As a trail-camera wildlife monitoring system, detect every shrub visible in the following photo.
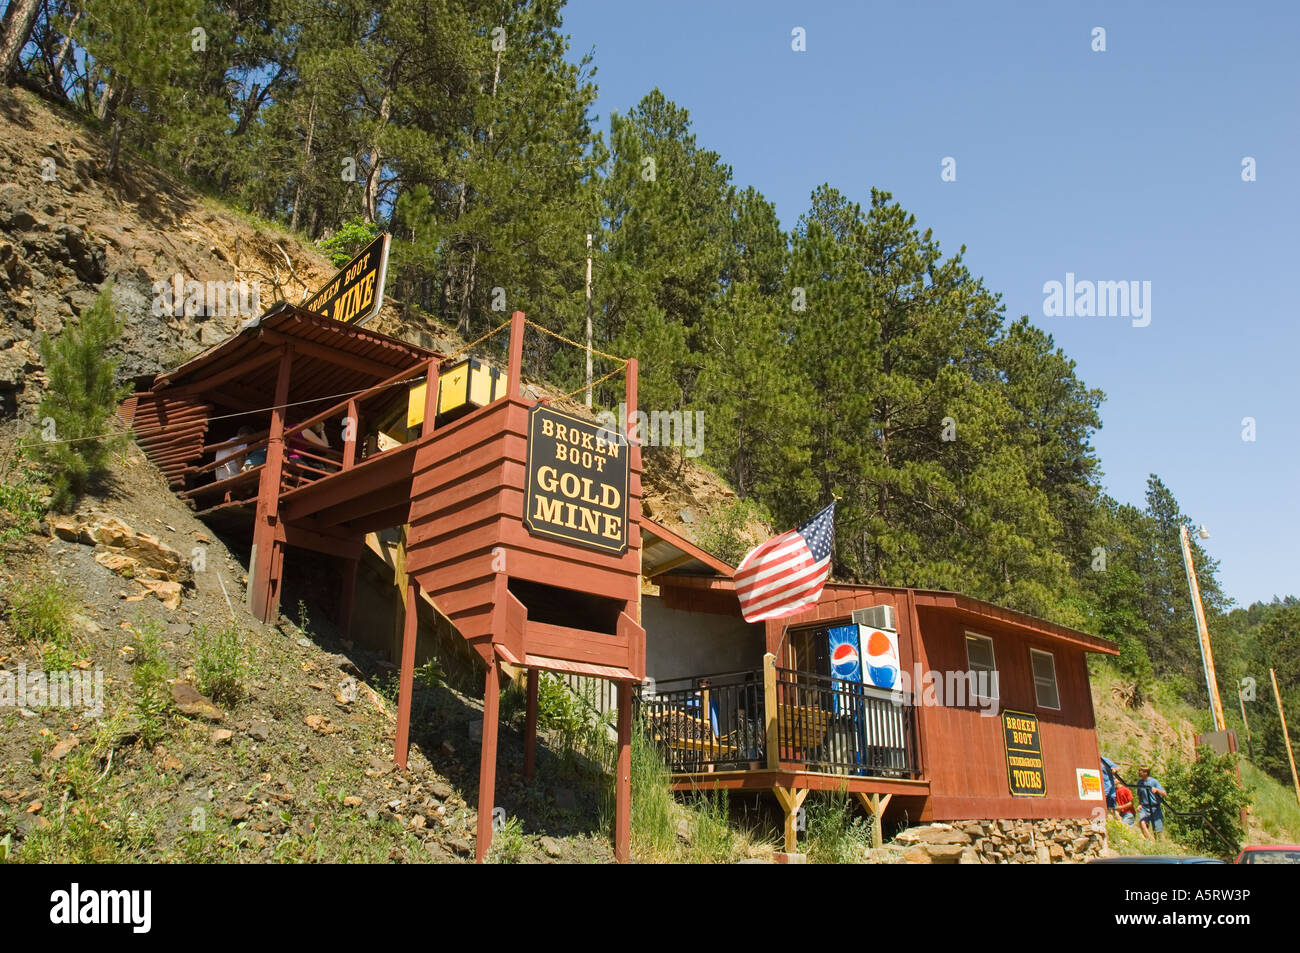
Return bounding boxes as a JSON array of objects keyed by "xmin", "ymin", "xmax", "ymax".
[
  {"xmin": 130, "ymin": 624, "xmax": 173, "ymax": 748},
  {"xmin": 695, "ymin": 497, "xmax": 771, "ymax": 566},
  {"xmin": 31, "ymin": 287, "xmax": 131, "ymax": 511},
  {"xmin": 804, "ymin": 789, "xmax": 874, "ymax": 863},
  {"xmin": 195, "ymin": 622, "xmax": 251, "ymax": 706},
  {"xmin": 1163, "ymin": 746, "xmax": 1250, "ymax": 859},
  {"xmin": 0, "ymin": 456, "xmax": 46, "ymax": 549},
  {"xmin": 1116, "ymin": 635, "xmax": 1154, "ymax": 708},
  {"xmin": 486, "ymin": 816, "xmax": 526, "ymax": 864},
  {"xmin": 317, "ymin": 219, "xmax": 379, "ymax": 266},
  {"xmin": 4, "ymin": 577, "xmax": 80, "ymax": 670}
]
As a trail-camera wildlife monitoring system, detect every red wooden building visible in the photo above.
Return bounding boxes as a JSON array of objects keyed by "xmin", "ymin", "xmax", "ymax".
[
  {"xmin": 123, "ymin": 304, "xmax": 643, "ymax": 862},
  {"xmin": 638, "ymin": 525, "xmax": 1119, "ymax": 852}
]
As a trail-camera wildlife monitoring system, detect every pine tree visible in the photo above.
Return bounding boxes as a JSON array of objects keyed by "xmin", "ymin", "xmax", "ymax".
[{"xmin": 33, "ymin": 287, "xmax": 132, "ymax": 511}]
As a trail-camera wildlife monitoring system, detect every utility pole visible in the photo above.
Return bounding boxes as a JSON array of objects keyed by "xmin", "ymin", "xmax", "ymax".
[
  {"xmin": 1270, "ymin": 668, "xmax": 1300, "ymax": 807},
  {"xmin": 1180, "ymin": 523, "xmax": 1225, "ymax": 732},
  {"xmin": 585, "ymin": 233, "xmax": 593, "ymax": 408}
]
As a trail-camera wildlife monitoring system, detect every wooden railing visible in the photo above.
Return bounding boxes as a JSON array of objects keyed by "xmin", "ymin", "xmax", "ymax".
[
  {"xmin": 641, "ymin": 655, "xmax": 921, "ymax": 778},
  {"xmin": 181, "ymin": 355, "xmax": 443, "ymax": 509}
]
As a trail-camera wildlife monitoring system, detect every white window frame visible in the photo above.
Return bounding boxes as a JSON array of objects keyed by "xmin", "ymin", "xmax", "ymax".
[
  {"xmin": 964, "ymin": 631, "xmax": 999, "ymax": 704},
  {"xmin": 1029, "ymin": 647, "xmax": 1061, "ymax": 711}
]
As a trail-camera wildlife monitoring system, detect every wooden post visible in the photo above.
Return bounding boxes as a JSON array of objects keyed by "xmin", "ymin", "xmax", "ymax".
[
  {"xmin": 391, "ymin": 524, "xmax": 408, "ymax": 664},
  {"xmin": 624, "ymin": 357, "xmax": 638, "ymax": 446},
  {"xmin": 421, "ymin": 357, "xmax": 440, "ymax": 435},
  {"xmin": 393, "ymin": 579, "xmax": 419, "ymax": 770},
  {"xmin": 615, "ymin": 680, "xmax": 632, "ymax": 864},
  {"xmin": 854, "ymin": 792, "xmax": 893, "ymax": 848},
  {"xmin": 523, "ymin": 668, "xmax": 539, "ymax": 781},
  {"xmin": 342, "ymin": 398, "xmax": 358, "ymax": 469},
  {"xmin": 773, "ymin": 786, "xmax": 809, "ymax": 854},
  {"xmin": 1270, "ymin": 668, "xmax": 1300, "ymax": 806},
  {"xmin": 476, "ymin": 660, "xmax": 502, "ymax": 863},
  {"xmin": 763, "ymin": 652, "xmax": 779, "ymax": 770},
  {"xmin": 249, "ymin": 346, "xmax": 293, "ymax": 622},
  {"xmin": 338, "ymin": 556, "xmax": 358, "ymax": 641},
  {"xmin": 507, "ymin": 310, "xmax": 525, "ymax": 400}
]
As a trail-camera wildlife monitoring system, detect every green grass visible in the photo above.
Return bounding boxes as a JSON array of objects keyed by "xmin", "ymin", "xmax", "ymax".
[
  {"xmin": 195, "ymin": 621, "xmax": 252, "ymax": 706},
  {"xmin": 486, "ymin": 816, "xmax": 527, "ymax": 864},
  {"xmin": 0, "ymin": 461, "xmax": 46, "ymax": 549},
  {"xmin": 3, "ymin": 576, "xmax": 83, "ymax": 671},
  {"xmin": 804, "ymin": 789, "xmax": 875, "ymax": 863},
  {"xmin": 1240, "ymin": 760, "xmax": 1300, "ymax": 844},
  {"xmin": 1107, "ymin": 815, "xmax": 1193, "ymax": 857},
  {"xmin": 130, "ymin": 623, "xmax": 173, "ymax": 748}
]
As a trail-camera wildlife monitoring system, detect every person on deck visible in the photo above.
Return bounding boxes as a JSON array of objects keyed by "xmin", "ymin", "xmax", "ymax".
[
  {"xmin": 1135, "ymin": 766, "xmax": 1167, "ymax": 839},
  {"xmin": 215, "ymin": 426, "xmax": 252, "ymax": 481}
]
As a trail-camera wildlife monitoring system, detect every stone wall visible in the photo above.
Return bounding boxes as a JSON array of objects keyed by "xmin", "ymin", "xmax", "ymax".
[{"xmin": 893, "ymin": 817, "xmax": 1106, "ymax": 864}]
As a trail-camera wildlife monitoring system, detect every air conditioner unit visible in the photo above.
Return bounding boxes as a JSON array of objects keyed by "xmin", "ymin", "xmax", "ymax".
[{"xmin": 852, "ymin": 604, "xmax": 897, "ymax": 632}]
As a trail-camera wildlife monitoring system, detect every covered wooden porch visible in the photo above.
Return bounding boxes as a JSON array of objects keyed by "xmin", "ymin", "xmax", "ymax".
[{"xmin": 642, "ymin": 653, "xmax": 929, "ymax": 852}]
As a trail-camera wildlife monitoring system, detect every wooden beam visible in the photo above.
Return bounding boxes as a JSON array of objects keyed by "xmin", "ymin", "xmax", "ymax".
[
  {"xmin": 523, "ymin": 668, "xmax": 539, "ymax": 781},
  {"xmin": 507, "ymin": 310, "xmax": 525, "ymax": 400},
  {"xmin": 763, "ymin": 653, "xmax": 779, "ymax": 770},
  {"xmin": 615, "ymin": 681, "xmax": 632, "ymax": 864},
  {"xmin": 248, "ymin": 346, "xmax": 293, "ymax": 621},
  {"xmin": 476, "ymin": 660, "xmax": 501, "ymax": 864},
  {"xmin": 342, "ymin": 399, "xmax": 358, "ymax": 469},
  {"xmin": 773, "ymin": 785, "xmax": 809, "ymax": 853},
  {"xmin": 259, "ymin": 328, "xmax": 402, "ymax": 380},
  {"xmin": 394, "ymin": 579, "xmax": 419, "ymax": 770},
  {"xmin": 167, "ymin": 347, "xmax": 283, "ymax": 397},
  {"xmin": 338, "ymin": 556, "xmax": 358, "ymax": 641},
  {"xmin": 854, "ymin": 792, "xmax": 893, "ymax": 848}
]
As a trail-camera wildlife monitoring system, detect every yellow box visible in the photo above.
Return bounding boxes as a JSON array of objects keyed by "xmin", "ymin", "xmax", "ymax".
[{"xmin": 407, "ymin": 357, "xmax": 506, "ymax": 428}]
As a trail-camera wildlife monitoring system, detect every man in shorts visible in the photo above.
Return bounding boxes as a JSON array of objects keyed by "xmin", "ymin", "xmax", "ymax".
[{"xmin": 1135, "ymin": 766, "xmax": 1167, "ymax": 839}]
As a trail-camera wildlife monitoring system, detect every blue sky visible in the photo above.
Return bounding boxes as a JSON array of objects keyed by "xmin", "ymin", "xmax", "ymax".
[{"xmin": 562, "ymin": 0, "xmax": 1300, "ymax": 607}]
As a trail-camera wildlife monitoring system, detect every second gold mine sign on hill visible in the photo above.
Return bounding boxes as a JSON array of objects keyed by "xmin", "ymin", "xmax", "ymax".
[{"xmin": 524, "ymin": 405, "xmax": 630, "ymax": 555}]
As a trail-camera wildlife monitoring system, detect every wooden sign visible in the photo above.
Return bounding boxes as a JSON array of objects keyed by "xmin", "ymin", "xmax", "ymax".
[
  {"xmin": 303, "ymin": 233, "xmax": 390, "ymax": 327},
  {"xmin": 1002, "ymin": 709, "xmax": 1046, "ymax": 797},
  {"xmin": 524, "ymin": 405, "xmax": 629, "ymax": 555}
]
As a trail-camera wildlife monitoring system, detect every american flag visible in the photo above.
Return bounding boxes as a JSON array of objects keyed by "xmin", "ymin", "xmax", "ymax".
[{"xmin": 734, "ymin": 503, "xmax": 835, "ymax": 623}]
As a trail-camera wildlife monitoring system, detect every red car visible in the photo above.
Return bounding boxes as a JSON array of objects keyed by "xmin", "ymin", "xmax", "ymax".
[{"xmin": 1234, "ymin": 845, "xmax": 1300, "ymax": 864}]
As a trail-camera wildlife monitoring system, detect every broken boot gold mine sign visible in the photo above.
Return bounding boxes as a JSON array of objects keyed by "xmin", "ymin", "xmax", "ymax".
[{"xmin": 524, "ymin": 405, "xmax": 629, "ymax": 555}]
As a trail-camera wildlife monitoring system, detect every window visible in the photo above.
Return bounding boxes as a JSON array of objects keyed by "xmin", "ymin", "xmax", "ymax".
[
  {"xmin": 1030, "ymin": 648, "xmax": 1061, "ymax": 710},
  {"xmin": 964, "ymin": 632, "xmax": 999, "ymax": 702}
]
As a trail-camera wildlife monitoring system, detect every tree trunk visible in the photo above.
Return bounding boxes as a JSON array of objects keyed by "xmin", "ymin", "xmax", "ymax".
[
  {"xmin": 0, "ymin": 0, "xmax": 40, "ymax": 82},
  {"xmin": 363, "ymin": 86, "xmax": 392, "ymax": 223},
  {"xmin": 48, "ymin": 9, "xmax": 80, "ymax": 98},
  {"xmin": 289, "ymin": 90, "xmax": 316, "ymax": 234},
  {"xmin": 106, "ymin": 79, "xmax": 129, "ymax": 178}
]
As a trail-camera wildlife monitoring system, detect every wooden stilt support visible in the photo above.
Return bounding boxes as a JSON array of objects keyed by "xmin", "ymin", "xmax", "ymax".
[
  {"xmin": 615, "ymin": 680, "xmax": 632, "ymax": 863},
  {"xmin": 393, "ymin": 579, "xmax": 419, "ymax": 770},
  {"xmin": 248, "ymin": 346, "xmax": 293, "ymax": 622},
  {"xmin": 854, "ymin": 792, "xmax": 893, "ymax": 848},
  {"xmin": 773, "ymin": 785, "xmax": 809, "ymax": 854},
  {"xmin": 338, "ymin": 556, "xmax": 358, "ymax": 640},
  {"xmin": 476, "ymin": 659, "xmax": 502, "ymax": 863},
  {"xmin": 507, "ymin": 311, "xmax": 525, "ymax": 399},
  {"xmin": 523, "ymin": 668, "xmax": 539, "ymax": 781}
]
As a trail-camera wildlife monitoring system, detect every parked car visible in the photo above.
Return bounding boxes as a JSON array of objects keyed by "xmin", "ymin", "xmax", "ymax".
[
  {"xmin": 1088, "ymin": 855, "xmax": 1226, "ymax": 864},
  {"xmin": 1234, "ymin": 845, "xmax": 1300, "ymax": 864}
]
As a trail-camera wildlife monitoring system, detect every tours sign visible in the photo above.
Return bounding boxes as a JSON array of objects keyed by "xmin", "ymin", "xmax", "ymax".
[
  {"xmin": 303, "ymin": 233, "xmax": 390, "ymax": 327},
  {"xmin": 524, "ymin": 405, "xmax": 629, "ymax": 555},
  {"xmin": 1002, "ymin": 709, "xmax": 1047, "ymax": 797}
]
